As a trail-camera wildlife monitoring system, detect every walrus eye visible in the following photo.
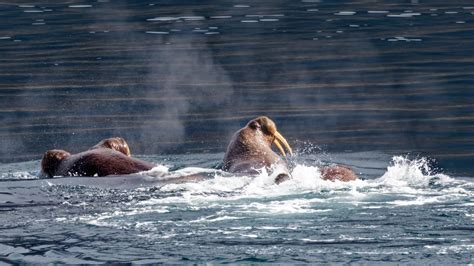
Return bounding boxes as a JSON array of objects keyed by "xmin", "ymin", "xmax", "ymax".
[{"xmin": 249, "ymin": 121, "xmax": 261, "ymax": 130}]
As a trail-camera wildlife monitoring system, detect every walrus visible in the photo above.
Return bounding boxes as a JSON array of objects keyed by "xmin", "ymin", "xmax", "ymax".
[
  {"xmin": 223, "ymin": 116, "xmax": 293, "ymax": 176},
  {"xmin": 40, "ymin": 148, "xmax": 215, "ymax": 185},
  {"xmin": 40, "ymin": 137, "xmax": 209, "ymax": 183},
  {"xmin": 222, "ymin": 116, "xmax": 358, "ymax": 183},
  {"xmin": 90, "ymin": 137, "xmax": 131, "ymax": 156},
  {"xmin": 40, "ymin": 137, "xmax": 154, "ymax": 178}
]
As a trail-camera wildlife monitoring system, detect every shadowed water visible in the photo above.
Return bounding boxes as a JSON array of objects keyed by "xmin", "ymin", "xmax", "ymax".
[{"xmin": 0, "ymin": 0, "xmax": 473, "ymax": 264}]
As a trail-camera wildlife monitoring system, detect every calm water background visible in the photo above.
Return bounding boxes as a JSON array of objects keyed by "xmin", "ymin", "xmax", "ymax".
[{"xmin": 0, "ymin": 0, "xmax": 473, "ymax": 264}]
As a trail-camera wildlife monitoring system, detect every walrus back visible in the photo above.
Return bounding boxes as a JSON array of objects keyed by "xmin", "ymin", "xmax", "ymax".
[{"xmin": 59, "ymin": 149, "xmax": 154, "ymax": 177}]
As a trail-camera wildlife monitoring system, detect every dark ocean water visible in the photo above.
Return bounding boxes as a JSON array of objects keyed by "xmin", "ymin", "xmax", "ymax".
[{"xmin": 0, "ymin": 0, "xmax": 473, "ymax": 264}]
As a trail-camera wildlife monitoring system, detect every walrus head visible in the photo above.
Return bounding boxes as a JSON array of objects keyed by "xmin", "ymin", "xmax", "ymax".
[
  {"xmin": 247, "ymin": 116, "xmax": 293, "ymax": 157},
  {"xmin": 223, "ymin": 116, "xmax": 292, "ymax": 173},
  {"xmin": 91, "ymin": 137, "xmax": 131, "ymax": 157},
  {"xmin": 41, "ymin": 149, "xmax": 71, "ymax": 177}
]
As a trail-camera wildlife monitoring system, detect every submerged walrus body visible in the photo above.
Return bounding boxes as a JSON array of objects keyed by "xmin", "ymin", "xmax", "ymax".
[
  {"xmin": 222, "ymin": 116, "xmax": 358, "ymax": 183},
  {"xmin": 40, "ymin": 138, "xmax": 154, "ymax": 178}
]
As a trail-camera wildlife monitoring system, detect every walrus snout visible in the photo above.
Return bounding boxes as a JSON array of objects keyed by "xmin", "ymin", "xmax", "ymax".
[
  {"xmin": 41, "ymin": 149, "xmax": 71, "ymax": 177},
  {"xmin": 248, "ymin": 116, "xmax": 293, "ymax": 157}
]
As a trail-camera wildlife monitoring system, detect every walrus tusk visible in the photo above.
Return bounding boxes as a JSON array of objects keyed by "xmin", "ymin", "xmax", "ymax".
[
  {"xmin": 273, "ymin": 138, "xmax": 287, "ymax": 157},
  {"xmin": 274, "ymin": 131, "xmax": 293, "ymax": 156}
]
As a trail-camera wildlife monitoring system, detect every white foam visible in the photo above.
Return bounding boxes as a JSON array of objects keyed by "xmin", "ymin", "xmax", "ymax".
[
  {"xmin": 389, "ymin": 196, "xmax": 439, "ymax": 206},
  {"xmin": 379, "ymin": 156, "xmax": 434, "ymax": 187},
  {"xmin": 0, "ymin": 171, "xmax": 37, "ymax": 180}
]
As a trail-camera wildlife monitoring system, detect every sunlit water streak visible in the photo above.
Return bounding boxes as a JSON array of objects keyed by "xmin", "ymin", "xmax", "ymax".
[{"xmin": 0, "ymin": 152, "xmax": 472, "ymax": 263}]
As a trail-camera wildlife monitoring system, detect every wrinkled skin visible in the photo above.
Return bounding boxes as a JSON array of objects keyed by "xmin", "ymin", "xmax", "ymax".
[{"xmin": 222, "ymin": 116, "xmax": 358, "ymax": 183}]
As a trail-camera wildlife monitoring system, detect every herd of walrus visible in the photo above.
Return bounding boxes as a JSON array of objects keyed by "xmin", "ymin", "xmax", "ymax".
[{"xmin": 40, "ymin": 116, "xmax": 358, "ymax": 183}]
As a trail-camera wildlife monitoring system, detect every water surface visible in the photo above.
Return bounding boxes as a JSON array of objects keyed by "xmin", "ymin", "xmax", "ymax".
[
  {"xmin": 0, "ymin": 0, "xmax": 473, "ymax": 263},
  {"xmin": 1, "ymin": 152, "xmax": 473, "ymax": 263}
]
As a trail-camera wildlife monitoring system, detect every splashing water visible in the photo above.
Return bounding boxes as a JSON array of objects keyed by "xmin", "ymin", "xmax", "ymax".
[{"xmin": 0, "ymin": 152, "xmax": 472, "ymax": 263}]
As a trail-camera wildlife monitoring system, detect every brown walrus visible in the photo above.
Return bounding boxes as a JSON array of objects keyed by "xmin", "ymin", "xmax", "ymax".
[
  {"xmin": 90, "ymin": 137, "xmax": 131, "ymax": 156},
  {"xmin": 222, "ymin": 116, "xmax": 358, "ymax": 183},
  {"xmin": 40, "ymin": 138, "xmax": 154, "ymax": 178},
  {"xmin": 320, "ymin": 165, "xmax": 358, "ymax": 182},
  {"xmin": 223, "ymin": 116, "xmax": 293, "ymax": 176}
]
